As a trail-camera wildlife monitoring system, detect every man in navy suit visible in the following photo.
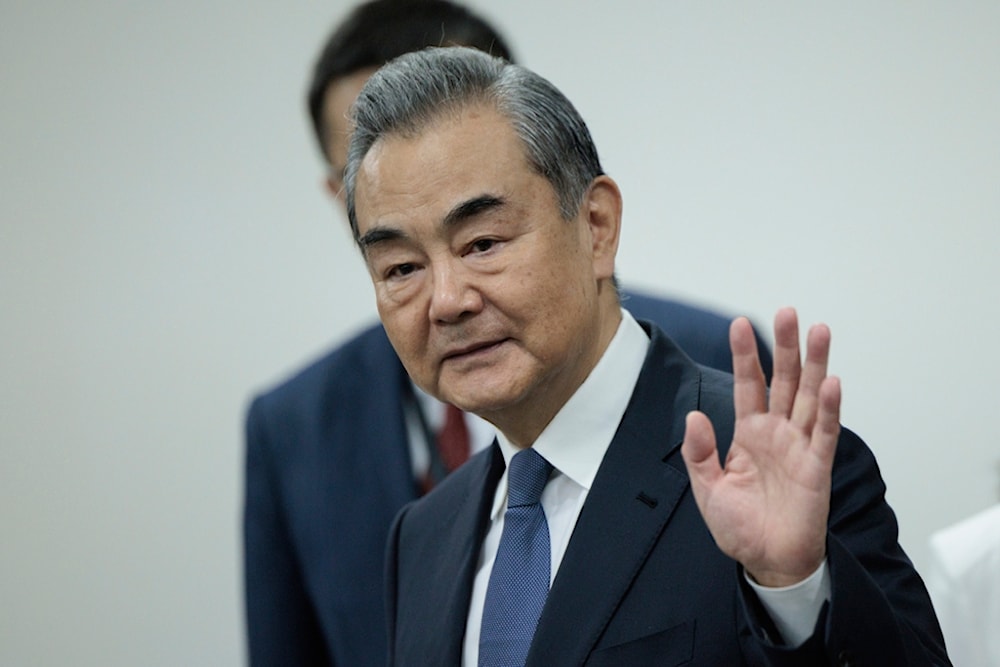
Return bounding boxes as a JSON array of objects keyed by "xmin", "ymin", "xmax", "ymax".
[
  {"xmin": 344, "ymin": 47, "xmax": 949, "ymax": 665},
  {"xmin": 243, "ymin": 2, "xmax": 771, "ymax": 665}
]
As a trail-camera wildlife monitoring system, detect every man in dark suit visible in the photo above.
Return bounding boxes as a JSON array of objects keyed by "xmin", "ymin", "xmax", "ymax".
[
  {"xmin": 243, "ymin": 2, "xmax": 771, "ymax": 665},
  {"xmin": 344, "ymin": 47, "xmax": 949, "ymax": 665}
]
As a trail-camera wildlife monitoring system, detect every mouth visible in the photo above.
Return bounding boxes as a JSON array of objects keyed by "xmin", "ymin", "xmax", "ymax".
[{"xmin": 442, "ymin": 338, "xmax": 509, "ymax": 363}]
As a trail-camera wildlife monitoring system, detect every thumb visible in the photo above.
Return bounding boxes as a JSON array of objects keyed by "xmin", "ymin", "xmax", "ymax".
[{"xmin": 681, "ymin": 410, "xmax": 722, "ymax": 502}]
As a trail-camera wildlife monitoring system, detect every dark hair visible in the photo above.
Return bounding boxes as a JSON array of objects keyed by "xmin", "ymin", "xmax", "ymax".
[
  {"xmin": 345, "ymin": 47, "xmax": 604, "ymax": 240},
  {"xmin": 307, "ymin": 0, "xmax": 514, "ymax": 162}
]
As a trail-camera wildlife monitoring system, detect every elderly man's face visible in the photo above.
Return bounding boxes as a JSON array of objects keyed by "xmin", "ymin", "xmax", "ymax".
[{"xmin": 353, "ymin": 105, "xmax": 620, "ymax": 442}]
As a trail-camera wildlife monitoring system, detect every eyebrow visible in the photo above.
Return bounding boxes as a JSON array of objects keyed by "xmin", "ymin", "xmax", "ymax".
[
  {"xmin": 442, "ymin": 194, "xmax": 506, "ymax": 228},
  {"xmin": 358, "ymin": 194, "xmax": 507, "ymax": 252},
  {"xmin": 357, "ymin": 225, "xmax": 406, "ymax": 253}
]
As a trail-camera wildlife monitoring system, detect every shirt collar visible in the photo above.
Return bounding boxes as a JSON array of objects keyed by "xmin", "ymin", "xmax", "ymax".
[{"xmin": 493, "ymin": 310, "xmax": 650, "ymax": 514}]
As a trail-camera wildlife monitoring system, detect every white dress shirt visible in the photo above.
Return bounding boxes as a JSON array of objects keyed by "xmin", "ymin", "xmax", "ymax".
[
  {"xmin": 926, "ymin": 503, "xmax": 1000, "ymax": 666},
  {"xmin": 461, "ymin": 311, "xmax": 828, "ymax": 665}
]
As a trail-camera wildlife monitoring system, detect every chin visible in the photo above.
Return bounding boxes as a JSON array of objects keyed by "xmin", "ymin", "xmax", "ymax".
[
  {"xmin": 439, "ymin": 360, "xmax": 537, "ymax": 414},
  {"xmin": 447, "ymin": 394, "xmax": 504, "ymax": 417},
  {"xmin": 445, "ymin": 381, "xmax": 524, "ymax": 417}
]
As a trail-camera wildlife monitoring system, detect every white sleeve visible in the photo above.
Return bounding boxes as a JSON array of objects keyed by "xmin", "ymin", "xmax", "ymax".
[{"xmin": 746, "ymin": 560, "xmax": 830, "ymax": 647}]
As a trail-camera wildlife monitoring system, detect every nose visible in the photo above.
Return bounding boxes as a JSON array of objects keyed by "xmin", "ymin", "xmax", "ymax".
[{"xmin": 428, "ymin": 258, "xmax": 482, "ymax": 324}]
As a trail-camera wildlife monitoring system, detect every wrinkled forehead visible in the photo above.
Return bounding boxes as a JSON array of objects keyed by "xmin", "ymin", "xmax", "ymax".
[
  {"xmin": 346, "ymin": 99, "xmax": 514, "ymax": 231},
  {"xmin": 352, "ymin": 104, "xmax": 540, "ymax": 242}
]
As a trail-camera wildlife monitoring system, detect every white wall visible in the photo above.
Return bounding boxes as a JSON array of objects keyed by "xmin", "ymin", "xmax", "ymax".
[{"xmin": 2, "ymin": 2, "xmax": 997, "ymax": 664}]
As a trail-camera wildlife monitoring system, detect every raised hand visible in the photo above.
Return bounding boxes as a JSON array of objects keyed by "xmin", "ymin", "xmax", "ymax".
[{"xmin": 681, "ymin": 307, "xmax": 842, "ymax": 587}]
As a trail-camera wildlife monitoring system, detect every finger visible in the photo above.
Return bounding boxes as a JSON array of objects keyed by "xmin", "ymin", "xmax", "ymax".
[
  {"xmin": 731, "ymin": 317, "xmax": 767, "ymax": 420},
  {"xmin": 790, "ymin": 323, "xmax": 832, "ymax": 431},
  {"xmin": 681, "ymin": 411, "xmax": 723, "ymax": 506},
  {"xmin": 810, "ymin": 375, "xmax": 841, "ymax": 466},
  {"xmin": 767, "ymin": 307, "xmax": 801, "ymax": 417}
]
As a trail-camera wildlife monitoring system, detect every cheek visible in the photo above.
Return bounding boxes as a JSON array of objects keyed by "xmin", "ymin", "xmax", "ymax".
[
  {"xmin": 377, "ymin": 296, "xmax": 423, "ymax": 357},
  {"xmin": 374, "ymin": 286, "xmax": 395, "ymax": 324},
  {"xmin": 374, "ymin": 272, "xmax": 426, "ymax": 319},
  {"xmin": 496, "ymin": 241, "xmax": 590, "ymax": 327}
]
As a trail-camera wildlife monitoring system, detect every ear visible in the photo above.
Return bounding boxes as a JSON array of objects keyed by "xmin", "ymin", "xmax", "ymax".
[
  {"xmin": 324, "ymin": 173, "xmax": 347, "ymax": 206},
  {"xmin": 583, "ymin": 175, "xmax": 623, "ymax": 281}
]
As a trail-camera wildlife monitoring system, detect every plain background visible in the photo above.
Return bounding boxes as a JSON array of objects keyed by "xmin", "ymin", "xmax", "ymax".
[{"xmin": 2, "ymin": 2, "xmax": 997, "ymax": 664}]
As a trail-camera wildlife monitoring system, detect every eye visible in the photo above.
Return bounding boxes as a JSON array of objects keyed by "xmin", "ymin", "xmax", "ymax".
[
  {"xmin": 469, "ymin": 238, "xmax": 497, "ymax": 254},
  {"xmin": 387, "ymin": 262, "xmax": 418, "ymax": 279}
]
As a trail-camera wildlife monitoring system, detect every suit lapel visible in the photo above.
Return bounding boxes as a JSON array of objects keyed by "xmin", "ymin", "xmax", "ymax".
[
  {"xmin": 397, "ymin": 444, "xmax": 505, "ymax": 664},
  {"xmin": 527, "ymin": 327, "xmax": 704, "ymax": 666},
  {"xmin": 444, "ymin": 446, "xmax": 505, "ymax": 662}
]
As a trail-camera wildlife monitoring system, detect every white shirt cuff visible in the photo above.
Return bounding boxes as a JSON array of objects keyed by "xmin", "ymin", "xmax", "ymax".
[{"xmin": 745, "ymin": 560, "xmax": 831, "ymax": 647}]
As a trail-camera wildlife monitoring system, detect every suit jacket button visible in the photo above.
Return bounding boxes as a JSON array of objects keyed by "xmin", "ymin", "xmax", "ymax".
[{"xmin": 837, "ymin": 649, "xmax": 853, "ymax": 666}]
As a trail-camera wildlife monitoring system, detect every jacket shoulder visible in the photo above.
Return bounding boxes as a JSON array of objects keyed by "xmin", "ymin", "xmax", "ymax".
[
  {"xmin": 623, "ymin": 287, "xmax": 773, "ymax": 380},
  {"xmin": 249, "ymin": 322, "xmax": 400, "ymax": 416}
]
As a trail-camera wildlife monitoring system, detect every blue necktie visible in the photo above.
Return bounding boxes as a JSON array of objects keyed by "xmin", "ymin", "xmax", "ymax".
[{"xmin": 479, "ymin": 448, "xmax": 553, "ymax": 667}]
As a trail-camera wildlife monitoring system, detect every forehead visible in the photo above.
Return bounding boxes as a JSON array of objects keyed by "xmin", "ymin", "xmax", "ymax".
[{"xmin": 354, "ymin": 105, "xmax": 538, "ymax": 230}]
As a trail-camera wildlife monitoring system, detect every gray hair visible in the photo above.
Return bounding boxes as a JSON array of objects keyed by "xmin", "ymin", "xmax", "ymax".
[{"xmin": 344, "ymin": 46, "xmax": 604, "ymax": 241}]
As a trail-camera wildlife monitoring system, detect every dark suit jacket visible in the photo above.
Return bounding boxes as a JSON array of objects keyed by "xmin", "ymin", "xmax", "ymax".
[
  {"xmin": 243, "ymin": 292, "xmax": 773, "ymax": 666},
  {"xmin": 385, "ymin": 324, "xmax": 949, "ymax": 666}
]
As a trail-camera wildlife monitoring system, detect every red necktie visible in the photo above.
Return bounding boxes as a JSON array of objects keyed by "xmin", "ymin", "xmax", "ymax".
[{"xmin": 438, "ymin": 403, "xmax": 471, "ymax": 473}]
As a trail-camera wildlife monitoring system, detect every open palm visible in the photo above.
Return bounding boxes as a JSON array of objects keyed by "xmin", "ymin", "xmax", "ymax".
[{"xmin": 681, "ymin": 307, "xmax": 841, "ymax": 587}]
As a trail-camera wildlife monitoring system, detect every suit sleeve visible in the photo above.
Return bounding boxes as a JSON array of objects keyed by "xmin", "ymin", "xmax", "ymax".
[
  {"xmin": 243, "ymin": 396, "xmax": 331, "ymax": 666},
  {"xmin": 737, "ymin": 428, "xmax": 950, "ymax": 666}
]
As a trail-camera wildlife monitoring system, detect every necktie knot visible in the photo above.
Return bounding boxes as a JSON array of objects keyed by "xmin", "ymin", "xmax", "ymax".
[{"xmin": 506, "ymin": 448, "xmax": 552, "ymax": 508}]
